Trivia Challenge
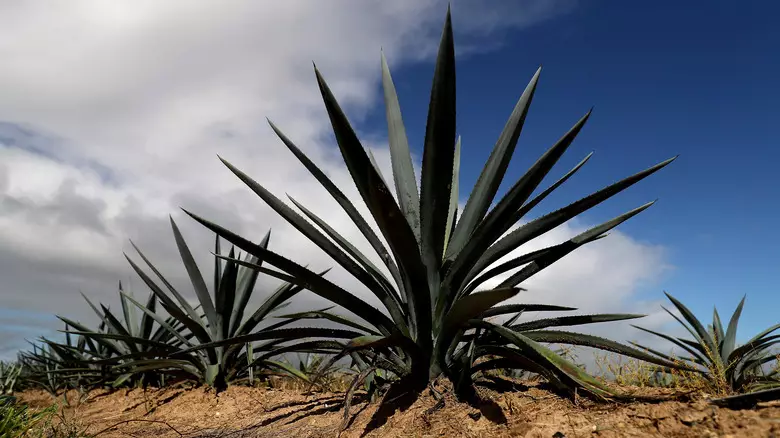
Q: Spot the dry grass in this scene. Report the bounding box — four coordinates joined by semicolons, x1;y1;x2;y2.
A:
9;353;780;437
593;353;711;393
13;379;780;438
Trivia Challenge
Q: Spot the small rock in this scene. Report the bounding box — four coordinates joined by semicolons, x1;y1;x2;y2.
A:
552;432;565;438
679;410;709;426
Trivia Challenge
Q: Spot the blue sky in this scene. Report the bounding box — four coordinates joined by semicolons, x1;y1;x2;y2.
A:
358;0;780;336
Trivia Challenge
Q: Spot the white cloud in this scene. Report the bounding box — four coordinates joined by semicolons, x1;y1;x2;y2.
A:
0;0;679;361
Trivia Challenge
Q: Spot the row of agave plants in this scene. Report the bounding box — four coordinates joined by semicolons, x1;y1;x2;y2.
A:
6;6;779;412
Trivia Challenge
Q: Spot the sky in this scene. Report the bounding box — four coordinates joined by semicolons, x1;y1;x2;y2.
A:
0;0;777;361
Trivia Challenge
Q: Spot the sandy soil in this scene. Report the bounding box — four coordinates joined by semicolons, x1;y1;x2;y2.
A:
16;382;780;438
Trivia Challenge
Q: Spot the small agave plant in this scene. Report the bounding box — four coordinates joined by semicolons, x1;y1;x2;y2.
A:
17;336;97;396
55;282;192;388
632;293;780;407
185;6;681;401
66;218;358;391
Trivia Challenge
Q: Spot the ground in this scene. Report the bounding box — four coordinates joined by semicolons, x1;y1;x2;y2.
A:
16;381;780;437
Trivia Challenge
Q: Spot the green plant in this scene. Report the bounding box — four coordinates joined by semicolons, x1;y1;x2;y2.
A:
0;399;56;438
184;6;681;402
632;293;780;405
1;361;22;395
50;283;191;389
66;219;359;391
18;335;102;397
276;352;343;389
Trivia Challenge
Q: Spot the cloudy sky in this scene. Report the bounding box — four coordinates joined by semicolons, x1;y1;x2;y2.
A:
1;0;777;361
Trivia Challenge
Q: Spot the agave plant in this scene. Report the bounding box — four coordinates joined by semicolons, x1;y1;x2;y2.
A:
632;293;780;402
184;7;681;400
17;338;99;396
66;218;361;391
51;282;194;388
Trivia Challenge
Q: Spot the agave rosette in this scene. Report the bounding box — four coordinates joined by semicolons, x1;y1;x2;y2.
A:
632;293;780;406
183;7;683;399
63;219;360;391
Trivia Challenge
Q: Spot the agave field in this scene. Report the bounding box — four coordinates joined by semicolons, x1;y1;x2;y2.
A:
3;7;779;438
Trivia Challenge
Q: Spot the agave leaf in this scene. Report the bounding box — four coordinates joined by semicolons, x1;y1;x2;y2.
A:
342;366;378;429
628;341;705;367
445;111;593;295
728;334;780;366
288;196;393;291
252;340;346;363
234;280;304;336
79;292;106;324
79;349;173;366
481;304;576;318
366;149;391;191
722;295;746;362
503;312;524;327
663;293;720;366
511;314;644;331
212;252;376;338
738;353;779;377
99;304;138;353
183;214;395;338
276;309;381;336
497;202;656;289
712;307;725;347
170;217;220;340
124;255;214;347
214;236;223;312
463;246;556;296
381;49;420;242
178;327;366;355
711;387;780;409
128;241;201;324
113;358;203;372
743;323;780;347
436;287;520;372
447;67;541;260
312;333;412;388
472;320;616;399
523;330;697;371
139;291;158;341
54;316;123;357
267;120;404;302
442;136;461;258
113;361;203;388
118;282;138;338
263;359;311;382
465;158;675;289
678;338;709;356
120;291;198;351
473;345;571;390
215;246;239;341
230;231;269;336
506;151;593;227
442;288;521;336
631;324;709;364
314;67;432;345
287;195;405;328
419;6;456;276
62;330;178;351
